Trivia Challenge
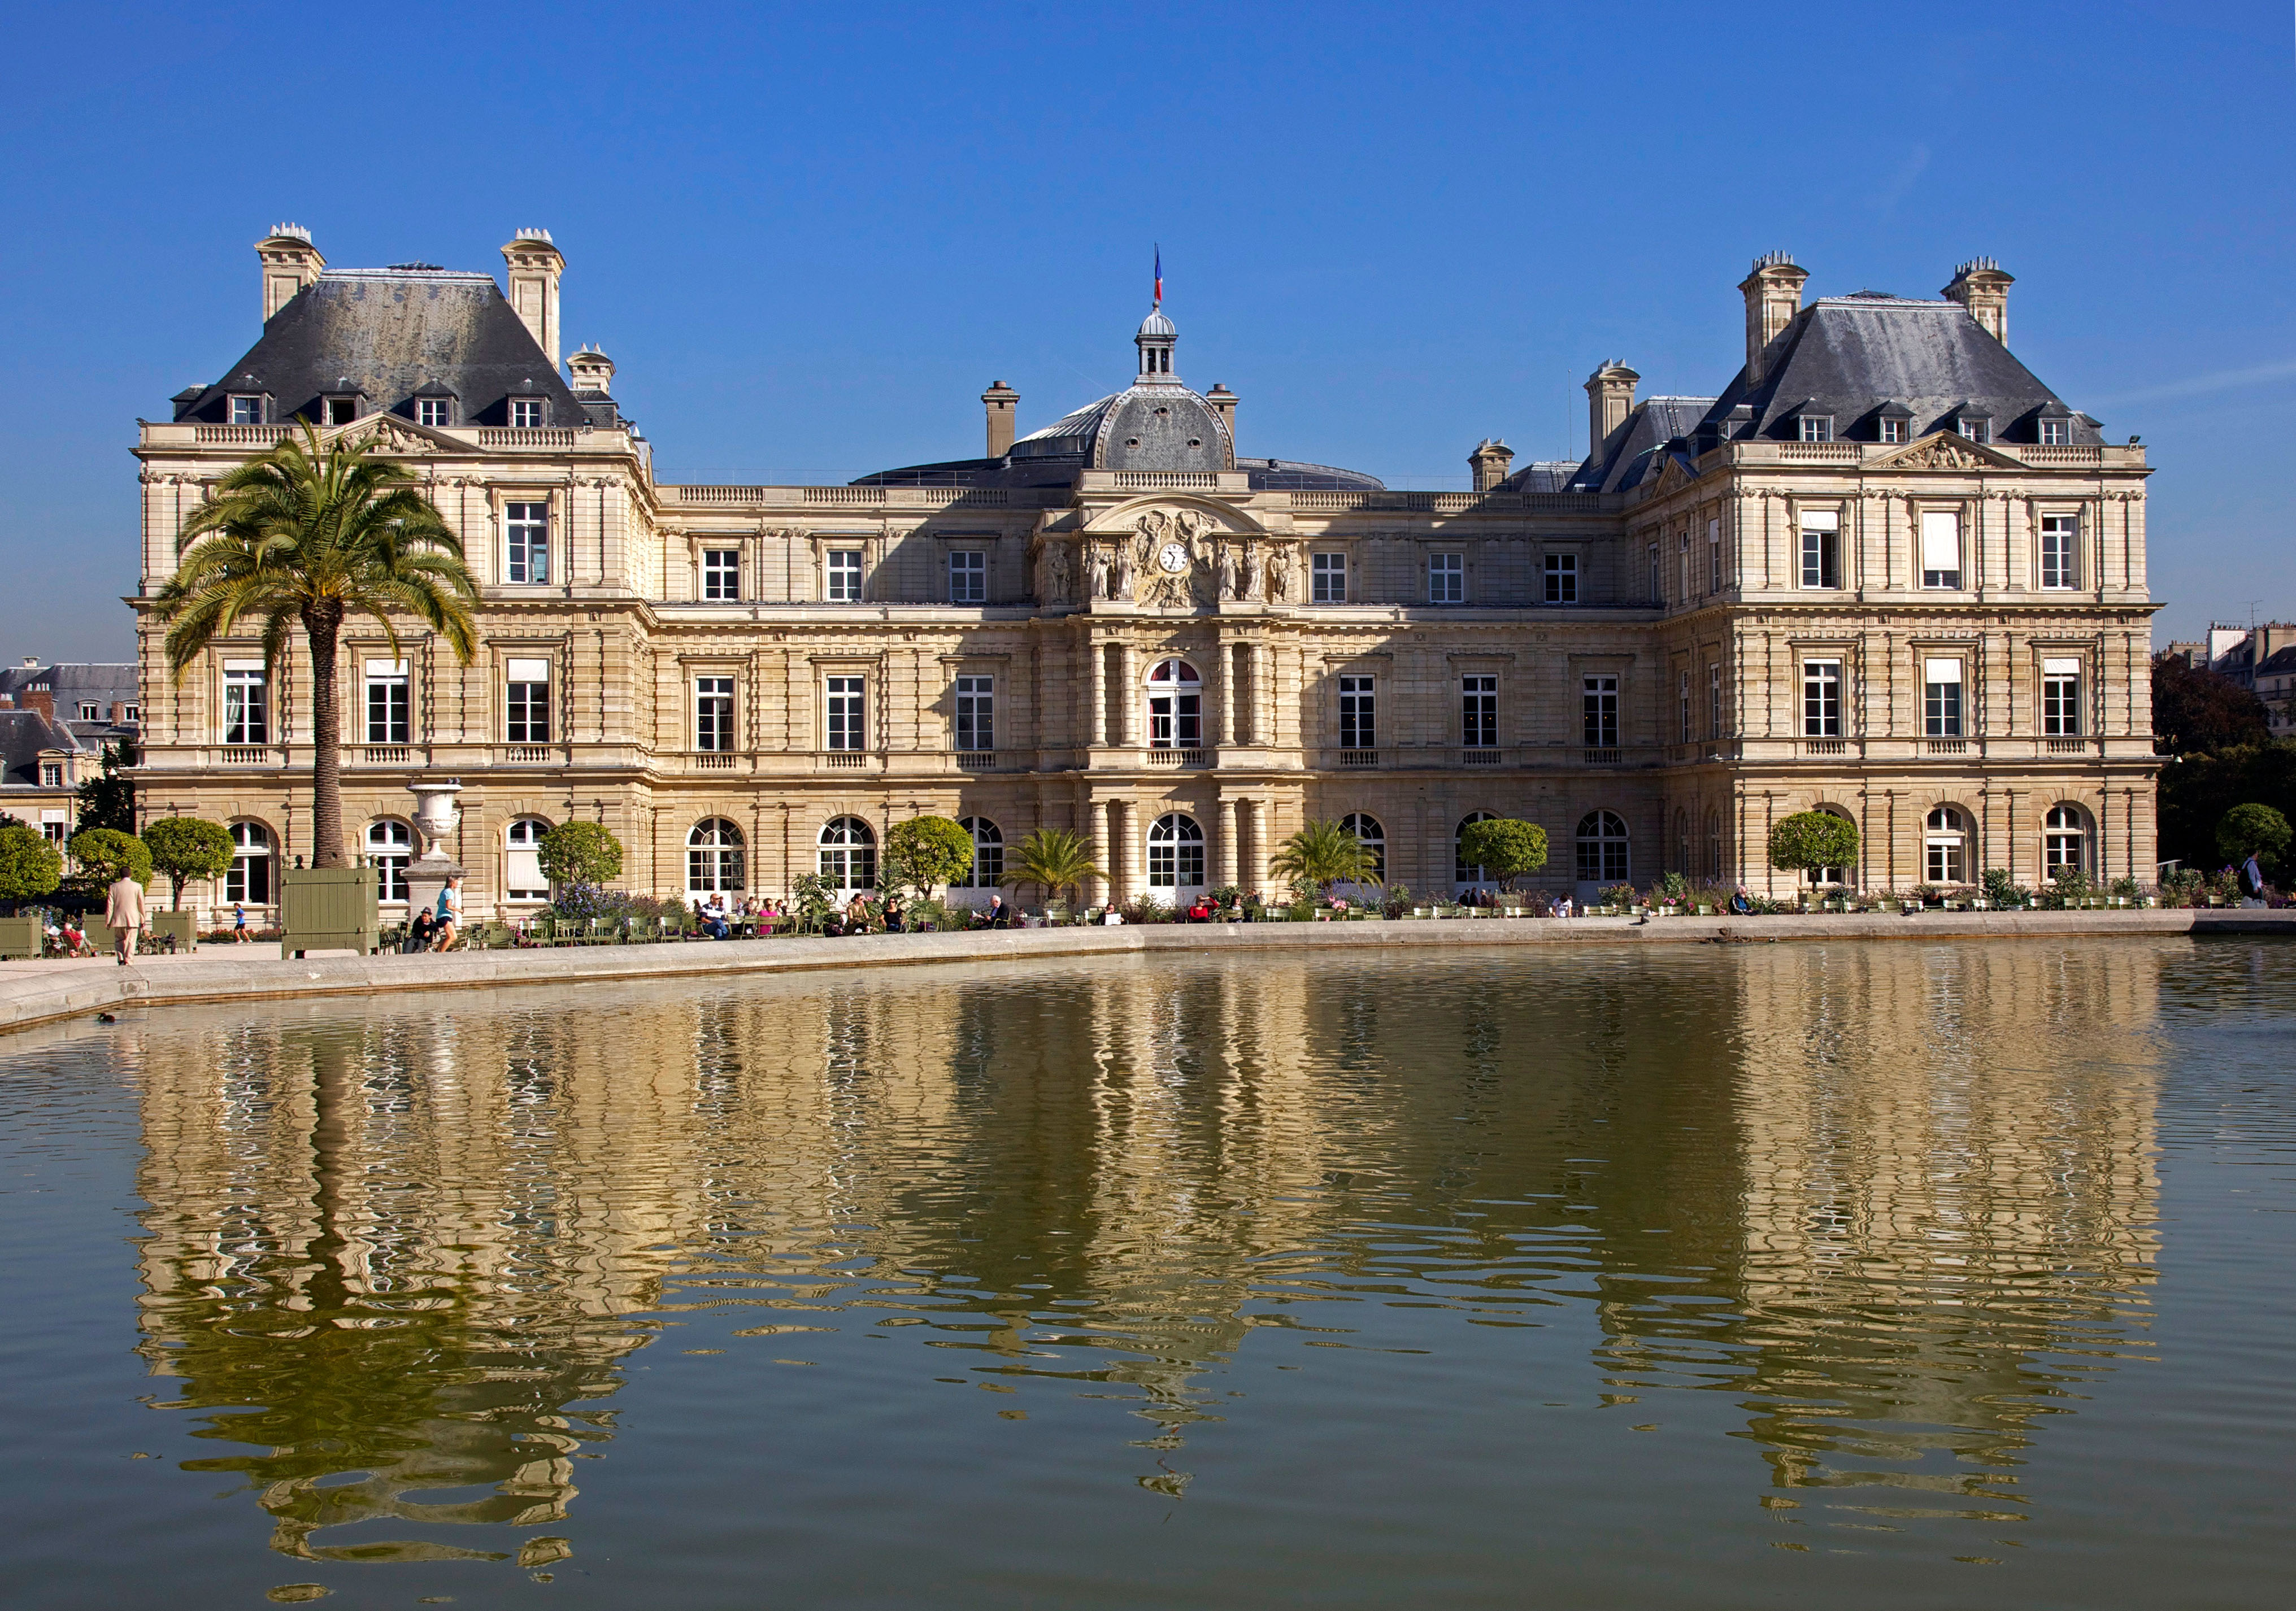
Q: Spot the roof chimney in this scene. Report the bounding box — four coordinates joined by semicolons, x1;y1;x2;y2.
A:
981;380;1020;458
1584;364;1640;464
256;224;325;322
568;345;616;395
20;687;54;724
1469;438;1515;492
1738;252;1808;385
1205;383;1238;448
1942;258;2014;346
501;229;565;367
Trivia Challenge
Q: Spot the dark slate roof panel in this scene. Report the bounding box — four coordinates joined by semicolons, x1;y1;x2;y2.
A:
0;709;72;789
173;270;588;429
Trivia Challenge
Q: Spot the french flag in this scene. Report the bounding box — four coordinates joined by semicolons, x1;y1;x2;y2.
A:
1154;246;1162;307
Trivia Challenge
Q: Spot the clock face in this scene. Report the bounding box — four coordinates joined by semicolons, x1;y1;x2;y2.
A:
1158;543;1190;574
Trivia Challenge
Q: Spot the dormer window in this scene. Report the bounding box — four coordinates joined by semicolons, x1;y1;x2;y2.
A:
2039;416;2071;446
321;395;359;425
1879;417;1905;443
228;395;266;425
509;398;544;429
416;397;451;428
1957;414;1991;444
1798;414;1834;443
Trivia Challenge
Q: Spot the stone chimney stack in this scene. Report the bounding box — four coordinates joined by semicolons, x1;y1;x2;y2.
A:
1738;252;1808;385
1942;258;2014;346
19;687;54;724
1584;364;1640;462
1205;384;1238;448
981;381;1020;458
501;229;565;367
256;224;325;322
568;346;616;395
1469;438;1515;492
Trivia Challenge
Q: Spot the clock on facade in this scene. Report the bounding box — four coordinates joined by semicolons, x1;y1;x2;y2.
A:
1158;543;1189;573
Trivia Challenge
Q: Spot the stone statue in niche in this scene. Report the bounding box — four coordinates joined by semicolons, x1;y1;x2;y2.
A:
1084;543;1110;601
1268;543;1294;602
1240;539;1264;602
1215;538;1238;600
1108;537;1134;600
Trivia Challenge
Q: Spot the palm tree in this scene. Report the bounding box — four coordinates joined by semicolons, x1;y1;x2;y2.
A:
1268;817;1379;898
156;423;480;869
998;827;1103;911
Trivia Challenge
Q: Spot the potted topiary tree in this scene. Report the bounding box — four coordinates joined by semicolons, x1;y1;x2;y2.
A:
141;816;234;952
1768;812;1859;911
0;822;64;958
1458;818;1550;912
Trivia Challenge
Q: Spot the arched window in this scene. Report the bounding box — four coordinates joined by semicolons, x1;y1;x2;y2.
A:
1810;804;1855;886
1340;813;1385;882
1575;811;1630;884
817;816;875;891
1705;808;1723;879
226;821;273;905
688;817;746;894
505;817;551;902
367;818;412;904
1455;811;1497;887
2045;804;2088;879
1146;659;1202;750
1146;812;1205;888
954;816;1003;889
1925;806;1969;884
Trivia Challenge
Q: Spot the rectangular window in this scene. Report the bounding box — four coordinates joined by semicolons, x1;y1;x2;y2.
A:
416;397;451;428
223;664;268;745
2042;657;2082;737
505;657;551;744
364;658;410;745
1959;416;1990;445
825;676;866;751
1920;511;1962;589
1679;670;1692;743
1707;518;1721;593
1800;509;1841;589
1924;658;1963;737
695;676;734;751
2040;417;2071;446
949;550;986;604
1312;552;1347;603
1880;417;1906;444
1462;676;1497;748
509;398;543;428
1802;660;1842;738
1798;414;1834;442
505;502;550;584
1708;663;1723;738
1429;552;1464;603
1582;675;1619;747
1544;552;1578;604
122;704;140;723
954;674;994;751
323;397;356;425
228;395;264;425
1338;675;1375;748
39;761;62;788
702;548;741;600
41;818;66;844
76;702;99;722
827;549;864;602
2040;515;2078;590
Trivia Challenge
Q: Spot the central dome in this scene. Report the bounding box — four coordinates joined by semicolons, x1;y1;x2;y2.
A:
1010;385;1233;473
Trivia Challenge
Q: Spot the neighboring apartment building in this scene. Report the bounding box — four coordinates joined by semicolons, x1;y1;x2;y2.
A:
2173;622;2296;735
0;662;138;846
127;228;2159;921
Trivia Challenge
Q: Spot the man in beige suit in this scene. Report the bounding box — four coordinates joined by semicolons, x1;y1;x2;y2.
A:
105;872;147;966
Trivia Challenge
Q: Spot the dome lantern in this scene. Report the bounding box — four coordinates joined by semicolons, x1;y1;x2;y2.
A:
1134;305;1179;385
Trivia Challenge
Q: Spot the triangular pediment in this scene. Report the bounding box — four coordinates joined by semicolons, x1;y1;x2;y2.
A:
1654;452;1695;494
1871;430;2024;472
324;414;462;456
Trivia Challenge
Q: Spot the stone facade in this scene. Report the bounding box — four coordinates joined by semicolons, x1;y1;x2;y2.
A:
129;233;2159;920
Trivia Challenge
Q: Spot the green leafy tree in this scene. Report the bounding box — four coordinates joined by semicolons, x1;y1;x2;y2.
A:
884;815;981;900
154;423;479;869
998;827;1103;909
69;826;153;889
142;817;234;910
537;821;624;890
2152;653;2270;756
0;824;63;903
75;739;138;834
2217;802;2293;874
1267;818;1380;896
1768;811;1860;883
2156;738;2296;870
1459;818;1550;891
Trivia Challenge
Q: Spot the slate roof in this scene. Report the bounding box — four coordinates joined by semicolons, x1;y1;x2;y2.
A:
171;269;589;429
0;663;138;750
1555;294;2104;494
0;709;74;793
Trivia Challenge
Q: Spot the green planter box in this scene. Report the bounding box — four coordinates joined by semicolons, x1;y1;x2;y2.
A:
280;867;380;957
150;911;198;953
0;913;43;960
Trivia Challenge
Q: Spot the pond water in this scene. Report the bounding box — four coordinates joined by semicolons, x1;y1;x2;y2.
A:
3;938;2292;1609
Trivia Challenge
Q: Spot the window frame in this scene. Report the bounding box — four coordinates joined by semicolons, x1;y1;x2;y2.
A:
225;821;273;905
1582;674;1619;748
947;548;987;604
508;397;545;429
504;816;552;902
364;658;411;746
1923;657;1964;738
825;548;864;603
690;817;750;895
1428;551;1464;604
954;673;994;752
366;818;412;904
415;397;452;428
1798;413;1834;443
504;656;552;744
1919;510;1963;590
701;547;742;602
1799;509;1841;590
1801;659;1843;738
222;664;269;746
1460;674;1498;749
814;816;872;892
2039;416;2072;446
504;501;551;585
1878;417;1906;445
2042;658;2083;737
694;674;736;752
1146;658;1202;749
1925;806;1969;884
1337;674;1376;750
228;394;266;425
1311;551;1347;604
2039;514;2079;590
1574;809;1630;885
1544;552;1578;605
954;816;1003;889
824;675;867;752
1146;812;1206;889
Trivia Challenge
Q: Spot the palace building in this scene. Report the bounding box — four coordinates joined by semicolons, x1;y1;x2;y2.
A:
129;228;2159;918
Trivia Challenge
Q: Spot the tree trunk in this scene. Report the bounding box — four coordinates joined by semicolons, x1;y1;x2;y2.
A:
303;601;347;869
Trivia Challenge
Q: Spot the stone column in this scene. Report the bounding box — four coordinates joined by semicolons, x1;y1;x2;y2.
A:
1242;798;1266;895
1216;634;1236;747
1217;795;1240;892
1110;798;1133;906
1249;643;1271;744
1088;634;1106;750
1118;641;1140;749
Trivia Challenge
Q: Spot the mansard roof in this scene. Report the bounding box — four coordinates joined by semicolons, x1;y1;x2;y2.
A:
1549;395;1718;495
0;708;74;790
172;269;590;429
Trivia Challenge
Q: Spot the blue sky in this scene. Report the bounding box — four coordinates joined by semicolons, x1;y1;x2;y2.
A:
2;1;2289;656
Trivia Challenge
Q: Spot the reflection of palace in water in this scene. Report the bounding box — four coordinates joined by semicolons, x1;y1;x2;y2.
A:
124;942;2162;1561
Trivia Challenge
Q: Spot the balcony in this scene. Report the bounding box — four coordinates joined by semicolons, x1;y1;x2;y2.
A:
476;426;579;449
499;745;557;764
955;751;998;770
2046;737;2091;756
1582;747;1623;765
823;750;869;769
1802;739;1848;757
356;746;414;767
1459;747;1502;765
1145;747;1211;768
220;745;275;764
1337;750;1380;768
1925;739;1969;757
693;752;739;770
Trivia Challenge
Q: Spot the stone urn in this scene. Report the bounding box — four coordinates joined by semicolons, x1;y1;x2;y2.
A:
403;777;468;925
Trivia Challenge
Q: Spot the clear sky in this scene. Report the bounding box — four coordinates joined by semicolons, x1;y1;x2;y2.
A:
3;1;2289;658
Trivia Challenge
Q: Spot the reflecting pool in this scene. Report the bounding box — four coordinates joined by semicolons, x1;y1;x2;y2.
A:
5;938;2293;1608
